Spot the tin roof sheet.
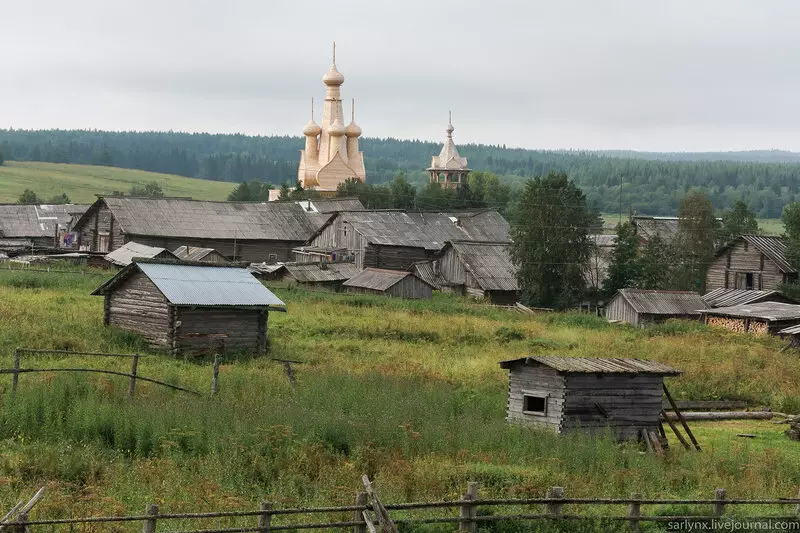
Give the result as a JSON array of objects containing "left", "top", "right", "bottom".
[{"left": 105, "top": 241, "right": 176, "bottom": 267}]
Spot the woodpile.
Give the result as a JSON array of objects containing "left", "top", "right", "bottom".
[
  {"left": 749, "top": 321, "right": 769, "bottom": 336},
  {"left": 707, "top": 316, "right": 747, "bottom": 333}
]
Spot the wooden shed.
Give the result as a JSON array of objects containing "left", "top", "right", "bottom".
[
  {"left": 605, "top": 289, "right": 707, "bottom": 327},
  {"left": 706, "top": 235, "right": 797, "bottom": 291},
  {"left": 277, "top": 262, "right": 360, "bottom": 290},
  {"left": 172, "top": 246, "right": 230, "bottom": 264},
  {"left": 499, "top": 356, "right": 682, "bottom": 440},
  {"left": 437, "top": 241, "right": 519, "bottom": 305},
  {"left": 104, "top": 241, "right": 178, "bottom": 267},
  {"left": 342, "top": 268, "right": 434, "bottom": 299},
  {"left": 702, "top": 302, "right": 800, "bottom": 336},
  {"left": 92, "top": 261, "right": 286, "bottom": 356}
]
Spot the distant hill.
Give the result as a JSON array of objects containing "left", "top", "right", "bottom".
[
  {"left": 2, "top": 129, "right": 800, "bottom": 217},
  {"left": 0, "top": 161, "right": 235, "bottom": 203}
]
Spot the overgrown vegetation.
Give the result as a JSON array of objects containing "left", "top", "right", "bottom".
[{"left": 1, "top": 270, "right": 800, "bottom": 520}]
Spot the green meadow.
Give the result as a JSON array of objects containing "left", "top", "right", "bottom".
[{"left": 1, "top": 269, "right": 799, "bottom": 525}]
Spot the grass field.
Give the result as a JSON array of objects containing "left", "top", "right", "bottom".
[
  {"left": 1, "top": 268, "right": 800, "bottom": 524},
  {"left": 601, "top": 214, "right": 784, "bottom": 236},
  {"left": 0, "top": 161, "right": 236, "bottom": 203}
]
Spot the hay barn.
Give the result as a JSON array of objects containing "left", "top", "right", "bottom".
[
  {"left": 342, "top": 268, "right": 434, "bottom": 299},
  {"left": 702, "top": 302, "right": 800, "bottom": 336},
  {"left": 437, "top": 241, "right": 519, "bottom": 304},
  {"left": 605, "top": 289, "right": 707, "bottom": 327},
  {"left": 499, "top": 356, "right": 681, "bottom": 440},
  {"left": 706, "top": 235, "right": 797, "bottom": 291},
  {"left": 92, "top": 261, "right": 286, "bottom": 356}
]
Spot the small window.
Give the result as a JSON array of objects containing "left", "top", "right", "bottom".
[
  {"left": 745, "top": 272, "right": 754, "bottom": 290},
  {"left": 268, "top": 253, "right": 278, "bottom": 261},
  {"left": 523, "top": 393, "right": 548, "bottom": 415}
]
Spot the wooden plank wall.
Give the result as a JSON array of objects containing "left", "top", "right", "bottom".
[
  {"left": 561, "top": 374, "right": 664, "bottom": 440},
  {"left": 706, "top": 240, "right": 786, "bottom": 291},
  {"left": 107, "top": 271, "right": 171, "bottom": 347},
  {"left": 364, "top": 245, "right": 430, "bottom": 271},
  {"left": 174, "top": 308, "right": 267, "bottom": 356},
  {"left": 437, "top": 247, "right": 467, "bottom": 286},
  {"left": 387, "top": 275, "right": 433, "bottom": 299},
  {"left": 309, "top": 218, "right": 367, "bottom": 269},
  {"left": 133, "top": 236, "right": 300, "bottom": 263},
  {"left": 506, "top": 365, "right": 565, "bottom": 431},
  {"left": 604, "top": 295, "right": 639, "bottom": 326},
  {"left": 77, "top": 204, "right": 123, "bottom": 252}
]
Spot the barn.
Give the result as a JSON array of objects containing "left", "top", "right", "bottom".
[
  {"left": 605, "top": 289, "right": 707, "bottom": 327},
  {"left": 706, "top": 235, "right": 797, "bottom": 291},
  {"left": 499, "top": 356, "right": 682, "bottom": 440},
  {"left": 436, "top": 241, "right": 519, "bottom": 304},
  {"left": 92, "top": 261, "right": 286, "bottom": 356},
  {"left": 104, "top": 241, "right": 178, "bottom": 267},
  {"left": 702, "top": 302, "right": 800, "bottom": 336},
  {"left": 342, "top": 268, "right": 434, "bottom": 299},
  {"left": 72, "top": 197, "right": 330, "bottom": 263}
]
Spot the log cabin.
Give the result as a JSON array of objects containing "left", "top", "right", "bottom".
[
  {"left": 72, "top": 197, "right": 331, "bottom": 263},
  {"left": 92, "top": 261, "right": 286, "bottom": 357},
  {"left": 499, "top": 356, "right": 682, "bottom": 441},
  {"left": 706, "top": 235, "right": 797, "bottom": 291}
]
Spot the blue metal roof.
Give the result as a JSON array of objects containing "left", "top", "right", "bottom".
[{"left": 137, "top": 263, "right": 286, "bottom": 309}]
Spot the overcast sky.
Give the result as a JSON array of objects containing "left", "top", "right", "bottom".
[{"left": 2, "top": 0, "right": 799, "bottom": 152}]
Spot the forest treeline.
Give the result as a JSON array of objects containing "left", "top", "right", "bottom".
[{"left": 2, "top": 129, "right": 800, "bottom": 217}]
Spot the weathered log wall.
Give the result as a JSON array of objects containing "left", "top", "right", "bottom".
[
  {"left": 707, "top": 239, "right": 787, "bottom": 291},
  {"left": 106, "top": 271, "right": 171, "bottom": 347},
  {"left": 174, "top": 307, "right": 267, "bottom": 356},
  {"left": 506, "top": 365, "right": 565, "bottom": 432}
]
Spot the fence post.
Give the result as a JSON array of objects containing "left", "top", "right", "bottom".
[
  {"left": 11, "top": 348, "right": 21, "bottom": 400},
  {"left": 14, "top": 511, "right": 27, "bottom": 533},
  {"left": 546, "top": 486, "right": 564, "bottom": 518},
  {"left": 628, "top": 493, "right": 641, "bottom": 532},
  {"left": 713, "top": 488, "right": 726, "bottom": 517},
  {"left": 142, "top": 503, "right": 158, "bottom": 533},
  {"left": 795, "top": 488, "right": 800, "bottom": 518},
  {"left": 211, "top": 355, "right": 220, "bottom": 398},
  {"left": 257, "top": 501, "right": 272, "bottom": 533},
  {"left": 458, "top": 482, "right": 479, "bottom": 533},
  {"left": 353, "top": 491, "right": 367, "bottom": 533},
  {"left": 128, "top": 355, "right": 139, "bottom": 401}
]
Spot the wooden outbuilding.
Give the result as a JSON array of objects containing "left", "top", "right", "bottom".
[
  {"left": 172, "top": 246, "right": 229, "bottom": 264},
  {"left": 271, "top": 262, "right": 360, "bottom": 290},
  {"left": 342, "top": 268, "right": 434, "bottom": 299},
  {"left": 499, "top": 356, "right": 682, "bottom": 440},
  {"left": 92, "top": 261, "right": 286, "bottom": 356},
  {"left": 0, "top": 203, "right": 89, "bottom": 249},
  {"left": 702, "top": 288, "right": 797, "bottom": 308},
  {"left": 706, "top": 235, "right": 797, "bottom": 291},
  {"left": 104, "top": 241, "right": 178, "bottom": 267},
  {"left": 605, "top": 289, "right": 707, "bottom": 327},
  {"left": 436, "top": 241, "right": 519, "bottom": 304},
  {"left": 702, "top": 302, "right": 800, "bottom": 336}
]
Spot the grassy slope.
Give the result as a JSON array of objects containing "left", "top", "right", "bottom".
[
  {"left": 1, "top": 271, "right": 799, "bottom": 521},
  {"left": 601, "top": 214, "right": 784, "bottom": 236},
  {"left": 0, "top": 161, "right": 235, "bottom": 203}
]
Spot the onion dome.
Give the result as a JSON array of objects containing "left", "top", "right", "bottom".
[
  {"left": 329, "top": 117, "right": 346, "bottom": 136},
  {"left": 303, "top": 119, "right": 321, "bottom": 136},
  {"left": 446, "top": 121, "right": 455, "bottom": 137},
  {"left": 323, "top": 65, "right": 345, "bottom": 86},
  {"left": 345, "top": 119, "right": 362, "bottom": 137}
]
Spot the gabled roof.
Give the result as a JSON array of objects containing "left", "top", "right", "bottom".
[
  {"left": 0, "top": 204, "right": 89, "bottom": 238},
  {"left": 105, "top": 241, "right": 177, "bottom": 267},
  {"left": 295, "top": 198, "right": 365, "bottom": 213},
  {"left": 449, "top": 241, "right": 518, "bottom": 291},
  {"left": 343, "top": 268, "right": 433, "bottom": 291},
  {"left": 74, "top": 197, "right": 330, "bottom": 242},
  {"left": 703, "top": 302, "right": 800, "bottom": 321},
  {"left": 716, "top": 235, "right": 795, "bottom": 274},
  {"left": 172, "top": 246, "right": 228, "bottom": 263},
  {"left": 283, "top": 262, "right": 360, "bottom": 283},
  {"left": 702, "top": 288, "right": 796, "bottom": 308},
  {"left": 499, "top": 355, "right": 681, "bottom": 375},
  {"left": 93, "top": 262, "right": 286, "bottom": 309},
  {"left": 410, "top": 261, "right": 446, "bottom": 290},
  {"left": 613, "top": 289, "right": 707, "bottom": 316},
  {"left": 630, "top": 216, "right": 679, "bottom": 242}
]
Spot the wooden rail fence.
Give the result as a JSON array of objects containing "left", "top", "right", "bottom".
[{"left": 3, "top": 482, "right": 800, "bottom": 532}]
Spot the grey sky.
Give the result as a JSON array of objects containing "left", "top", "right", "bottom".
[{"left": 2, "top": 0, "right": 799, "bottom": 151}]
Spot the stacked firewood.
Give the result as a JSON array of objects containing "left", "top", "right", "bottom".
[{"left": 707, "top": 316, "right": 746, "bottom": 332}]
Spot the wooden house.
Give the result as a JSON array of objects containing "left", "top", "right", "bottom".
[
  {"left": 706, "top": 235, "right": 797, "bottom": 291},
  {"left": 307, "top": 210, "right": 510, "bottom": 270},
  {"left": 702, "top": 288, "right": 797, "bottom": 308},
  {"left": 172, "top": 246, "right": 229, "bottom": 264},
  {"left": 409, "top": 261, "right": 446, "bottom": 291},
  {"left": 605, "top": 289, "right": 707, "bottom": 327},
  {"left": 585, "top": 234, "right": 616, "bottom": 293},
  {"left": 436, "top": 241, "right": 519, "bottom": 305},
  {"left": 105, "top": 241, "right": 178, "bottom": 267},
  {"left": 92, "top": 261, "right": 286, "bottom": 356},
  {"left": 499, "top": 356, "right": 681, "bottom": 440},
  {"left": 342, "top": 268, "right": 434, "bottom": 299},
  {"left": 630, "top": 216, "right": 680, "bottom": 244},
  {"left": 0, "top": 203, "right": 89, "bottom": 249},
  {"left": 72, "top": 197, "right": 331, "bottom": 263},
  {"left": 702, "top": 302, "right": 800, "bottom": 336}
]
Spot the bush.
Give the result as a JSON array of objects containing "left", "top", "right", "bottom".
[{"left": 495, "top": 326, "right": 526, "bottom": 343}]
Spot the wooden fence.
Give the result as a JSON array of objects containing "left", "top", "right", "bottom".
[{"left": 3, "top": 482, "right": 800, "bottom": 532}]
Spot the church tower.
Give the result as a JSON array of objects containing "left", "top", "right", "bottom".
[
  {"left": 427, "top": 113, "right": 470, "bottom": 189},
  {"left": 298, "top": 43, "right": 366, "bottom": 193}
]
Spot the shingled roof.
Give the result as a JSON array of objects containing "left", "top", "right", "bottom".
[
  {"left": 0, "top": 204, "right": 89, "bottom": 238},
  {"left": 449, "top": 241, "right": 519, "bottom": 291},
  {"left": 74, "top": 197, "right": 330, "bottom": 242}
]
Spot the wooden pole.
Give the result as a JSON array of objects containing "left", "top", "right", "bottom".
[
  {"left": 546, "top": 486, "right": 564, "bottom": 518},
  {"left": 128, "top": 355, "right": 139, "bottom": 401},
  {"left": 661, "top": 410, "right": 691, "bottom": 450},
  {"left": 458, "top": 482, "right": 478, "bottom": 533},
  {"left": 628, "top": 492, "right": 641, "bottom": 532},
  {"left": 795, "top": 487, "right": 800, "bottom": 518},
  {"left": 663, "top": 385, "right": 701, "bottom": 451},
  {"left": 713, "top": 488, "right": 726, "bottom": 517},
  {"left": 353, "top": 492, "right": 367, "bottom": 533},
  {"left": 142, "top": 504, "right": 158, "bottom": 533},
  {"left": 11, "top": 348, "right": 20, "bottom": 399},
  {"left": 257, "top": 501, "right": 272, "bottom": 533},
  {"left": 211, "top": 355, "right": 220, "bottom": 398},
  {"left": 14, "top": 511, "right": 27, "bottom": 533}
]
